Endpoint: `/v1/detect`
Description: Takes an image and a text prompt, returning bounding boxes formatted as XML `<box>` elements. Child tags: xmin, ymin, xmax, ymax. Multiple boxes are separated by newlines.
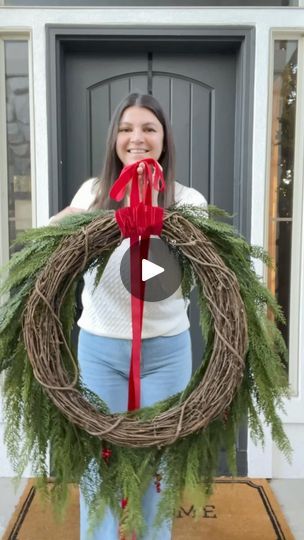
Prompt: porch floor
<box><xmin>0</xmin><ymin>478</ymin><xmax>303</xmax><ymax>539</ymax></box>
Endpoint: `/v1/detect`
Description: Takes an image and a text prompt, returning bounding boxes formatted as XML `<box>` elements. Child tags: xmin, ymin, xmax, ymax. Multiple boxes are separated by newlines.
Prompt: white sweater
<box><xmin>70</xmin><ymin>178</ymin><xmax>207</xmax><ymax>339</ymax></box>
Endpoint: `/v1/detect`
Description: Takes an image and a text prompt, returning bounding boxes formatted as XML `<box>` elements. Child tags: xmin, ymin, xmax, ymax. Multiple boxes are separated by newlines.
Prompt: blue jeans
<box><xmin>78</xmin><ymin>329</ymin><xmax>192</xmax><ymax>540</ymax></box>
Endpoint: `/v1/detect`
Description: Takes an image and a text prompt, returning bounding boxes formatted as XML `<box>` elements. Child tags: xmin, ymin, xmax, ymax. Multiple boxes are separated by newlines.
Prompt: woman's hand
<box><xmin>49</xmin><ymin>206</ymin><xmax>86</xmax><ymax>224</ymax></box>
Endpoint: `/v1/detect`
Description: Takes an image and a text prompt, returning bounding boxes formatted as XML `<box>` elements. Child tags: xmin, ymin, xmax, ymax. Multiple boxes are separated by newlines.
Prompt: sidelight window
<box><xmin>0</xmin><ymin>38</ymin><xmax>32</xmax><ymax>266</ymax></box>
<box><xmin>268</xmin><ymin>37</ymin><xmax>303</xmax><ymax>393</ymax></box>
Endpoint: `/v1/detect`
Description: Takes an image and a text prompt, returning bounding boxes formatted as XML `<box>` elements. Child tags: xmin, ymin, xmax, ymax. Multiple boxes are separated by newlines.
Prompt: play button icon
<box><xmin>142</xmin><ymin>259</ymin><xmax>164</xmax><ymax>282</ymax></box>
<box><xmin>120</xmin><ymin>238</ymin><xmax>182</xmax><ymax>302</ymax></box>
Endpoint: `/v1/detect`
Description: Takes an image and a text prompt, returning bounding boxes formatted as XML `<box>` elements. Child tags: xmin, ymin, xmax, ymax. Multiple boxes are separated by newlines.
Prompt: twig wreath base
<box><xmin>22</xmin><ymin>209</ymin><xmax>247</xmax><ymax>448</ymax></box>
<box><xmin>0</xmin><ymin>205</ymin><xmax>291</xmax><ymax>538</ymax></box>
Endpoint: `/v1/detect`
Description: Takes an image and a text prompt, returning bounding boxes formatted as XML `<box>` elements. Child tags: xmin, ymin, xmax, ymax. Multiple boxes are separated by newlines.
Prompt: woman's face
<box><xmin>115</xmin><ymin>106</ymin><xmax>164</xmax><ymax>167</ymax></box>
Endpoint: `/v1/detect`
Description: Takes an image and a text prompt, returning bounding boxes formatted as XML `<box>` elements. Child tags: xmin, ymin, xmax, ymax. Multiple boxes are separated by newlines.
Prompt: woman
<box><xmin>51</xmin><ymin>93</ymin><xmax>207</xmax><ymax>539</ymax></box>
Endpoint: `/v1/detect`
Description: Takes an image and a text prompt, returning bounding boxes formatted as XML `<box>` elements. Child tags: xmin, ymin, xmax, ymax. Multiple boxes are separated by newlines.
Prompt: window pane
<box><xmin>268</xmin><ymin>40</ymin><xmax>298</xmax><ymax>353</ymax></box>
<box><xmin>4</xmin><ymin>41</ymin><xmax>32</xmax><ymax>249</ymax></box>
<box><xmin>274</xmin><ymin>41</ymin><xmax>297</xmax><ymax>219</ymax></box>
<box><xmin>276</xmin><ymin>221</ymin><xmax>292</xmax><ymax>346</ymax></box>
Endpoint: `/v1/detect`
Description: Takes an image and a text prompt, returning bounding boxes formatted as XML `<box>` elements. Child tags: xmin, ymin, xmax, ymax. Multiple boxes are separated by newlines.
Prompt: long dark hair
<box><xmin>90</xmin><ymin>93</ymin><xmax>176</xmax><ymax>210</ymax></box>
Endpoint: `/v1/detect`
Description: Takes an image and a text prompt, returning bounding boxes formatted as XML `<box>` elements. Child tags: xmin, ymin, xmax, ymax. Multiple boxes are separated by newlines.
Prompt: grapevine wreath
<box><xmin>0</xmin><ymin>160</ymin><xmax>291</xmax><ymax>538</ymax></box>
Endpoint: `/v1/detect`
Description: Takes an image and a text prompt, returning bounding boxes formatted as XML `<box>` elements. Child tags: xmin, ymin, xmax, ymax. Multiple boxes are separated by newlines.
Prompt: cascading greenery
<box><xmin>0</xmin><ymin>206</ymin><xmax>291</xmax><ymax>539</ymax></box>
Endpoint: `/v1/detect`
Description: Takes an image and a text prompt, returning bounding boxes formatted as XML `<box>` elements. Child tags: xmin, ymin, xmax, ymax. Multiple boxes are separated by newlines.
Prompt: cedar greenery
<box><xmin>0</xmin><ymin>205</ymin><xmax>291</xmax><ymax>539</ymax></box>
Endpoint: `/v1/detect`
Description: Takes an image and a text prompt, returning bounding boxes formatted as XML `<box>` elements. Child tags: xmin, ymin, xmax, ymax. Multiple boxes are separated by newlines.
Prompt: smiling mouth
<box><xmin>127</xmin><ymin>149</ymin><xmax>149</xmax><ymax>154</ymax></box>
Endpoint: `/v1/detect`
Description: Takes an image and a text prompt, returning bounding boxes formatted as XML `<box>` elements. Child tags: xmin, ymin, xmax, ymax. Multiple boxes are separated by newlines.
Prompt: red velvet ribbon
<box><xmin>109</xmin><ymin>159</ymin><xmax>165</xmax><ymax>411</ymax></box>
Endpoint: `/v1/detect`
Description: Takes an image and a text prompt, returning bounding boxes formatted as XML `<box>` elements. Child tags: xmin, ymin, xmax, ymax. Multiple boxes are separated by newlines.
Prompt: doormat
<box><xmin>3</xmin><ymin>478</ymin><xmax>295</xmax><ymax>540</ymax></box>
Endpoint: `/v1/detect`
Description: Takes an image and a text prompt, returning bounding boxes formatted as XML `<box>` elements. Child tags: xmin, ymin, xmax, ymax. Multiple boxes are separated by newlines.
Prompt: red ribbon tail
<box><xmin>128</xmin><ymin>235</ymin><xmax>150</xmax><ymax>411</ymax></box>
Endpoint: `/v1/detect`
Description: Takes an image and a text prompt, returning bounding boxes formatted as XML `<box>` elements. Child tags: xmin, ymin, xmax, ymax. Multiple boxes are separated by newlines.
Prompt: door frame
<box><xmin>46</xmin><ymin>25</ymin><xmax>255</xmax><ymax>475</ymax></box>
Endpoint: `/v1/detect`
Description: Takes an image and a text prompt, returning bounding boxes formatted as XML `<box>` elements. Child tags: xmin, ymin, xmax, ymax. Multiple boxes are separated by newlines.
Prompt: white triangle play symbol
<box><xmin>142</xmin><ymin>259</ymin><xmax>165</xmax><ymax>282</ymax></box>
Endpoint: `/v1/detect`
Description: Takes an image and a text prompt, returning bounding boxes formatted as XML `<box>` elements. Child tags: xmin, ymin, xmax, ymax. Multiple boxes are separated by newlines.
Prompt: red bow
<box><xmin>109</xmin><ymin>159</ymin><xmax>165</xmax><ymax>410</ymax></box>
<box><xmin>110</xmin><ymin>158</ymin><xmax>165</xmax><ymax>207</ymax></box>
<box><xmin>115</xmin><ymin>204</ymin><xmax>163</xmax><ymax>238</ymax></box>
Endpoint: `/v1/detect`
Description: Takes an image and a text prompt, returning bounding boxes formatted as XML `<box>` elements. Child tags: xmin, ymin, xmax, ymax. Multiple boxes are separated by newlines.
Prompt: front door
<box><xmin>57</xmin><ymin>38</ymin><xmax>248</xmax><ymax>474</ymax></box>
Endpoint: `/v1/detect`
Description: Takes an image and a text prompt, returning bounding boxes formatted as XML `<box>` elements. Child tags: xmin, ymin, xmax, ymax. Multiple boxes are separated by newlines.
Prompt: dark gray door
<box><xmin>61</xmin><ymin>42</ymin><xmax>246</xmax><ymax>474</ymax></box>
<box><xmin>64</xmin><ymin>45</ymin><xmax>235</xmax><ymax>210</ymax></box>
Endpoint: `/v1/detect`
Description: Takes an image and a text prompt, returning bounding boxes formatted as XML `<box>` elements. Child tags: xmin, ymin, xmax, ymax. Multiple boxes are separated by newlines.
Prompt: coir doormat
<box><xmin>3</xmin><ymin>478</ymin><xmax>295</xmax><ymax>540</ymax></box>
